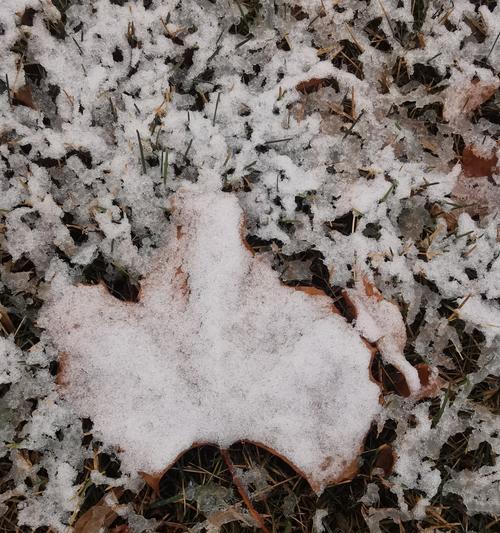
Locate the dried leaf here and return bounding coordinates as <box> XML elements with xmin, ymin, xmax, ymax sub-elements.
<box><xmin>13</xmin><ymin>85</ymin><xmax>37</xmax><ymax>110</ymax></box>
<box><xmin>40</xmin><ymin>190</ymin><xmax>421</xmax><ymax>492</ymax></box>
<box><xmin>73</xmin><ymin>493</ymin><xmax>120</xmax><ymax>533</ymax></box>
<box><xmin>461</xmin><ymin>144</ymin><xmax>498</xmax><ymax>178</ymax></box>
<box><xmin>372</xmin><ymin>444</ymin><xmax>395</xmax><ymax>477</ymax></box>
<box><xmin>345</xmin><ymin>278</ymin><xmax>422</xmax><ymax>395</ymax></box>
<box><xmin>452</xmin><ymin>144</ymin><xmax>500</xmax><ymax>218</ymax></box>
<box><xmin>443</xmin><ymin>79</ymin><xmax>499</xmax><ymax>122</ymax></box>
<box><xmin>296</xmin><ymin>77</ymin><xmax>336</xmax><ymax>94</ymax></box>
<box><xmin>0</xmin><ymin>305</ymin><xmax>15</xmax><ymax>334</ymax></box>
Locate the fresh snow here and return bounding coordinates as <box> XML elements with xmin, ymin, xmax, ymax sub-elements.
<box><xmin>0</xmin><ymin>0</ymin><xmax>499</xmax><ymax>529</ymax></box>
<box><xmin>39</xmin><ymin>188</ymin><xmax>384</xmax><ymax>491</ymax></box>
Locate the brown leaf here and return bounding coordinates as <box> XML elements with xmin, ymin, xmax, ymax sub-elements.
<box><xmin>296</xmin><ymin>77</ymin><xmax>335</xmax><ymax>94</ymax></box>
<box><xmin>390</xmin><ymin>363</ymin><xmax>444</xmax><ymax>399</ymax></box>
<box><xmin>42</xmin><ymin>190</ymin><xmax>415</xmax><ymax>494</ymax></box>
<box><xmin>372</xmin><ymin>444</ymin><xmax>396</xmax><ymax>477</ymax></box>
<box><xmin>13</xmin><ymin>85</ymin><xmax>37</xmax><ymax>110</ymax></box>
<box><xmin>0</xmin><ymin>305</ymin><xmax>15</xmax><ymax>334</ymax></box>
<box><xmin>443</xmin><ymin>79</ymin><xmax>499</xmax><ymax>122</ymax></box>
<box><xmin>452</xmin><ymin>144</ymin><xmax>500</xmax><ymax>218</ymax></box>
<box><xmin>73</xmin><ymin>493</ymin><xmax>120</xmax><ymax>533</ymax></box>
<box><xmin>429</xmin><ymin>203</ymin><xmax>457</xmax><ymax>232</ymax></box>
<box><xmin>19</xmin><ymin>7</ymin><xmax>36</xmax><ymax>26</ymax></box>
<box><xmin>461</xmin><ymin>144</ymin><xmax>498</xmax><ymax>178</ymax></box>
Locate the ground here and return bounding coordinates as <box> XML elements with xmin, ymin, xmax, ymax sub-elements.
<box><xmin>0</xmin><ymin>0</ymin><xmax>499</xmax><ymax>531</ymax></box>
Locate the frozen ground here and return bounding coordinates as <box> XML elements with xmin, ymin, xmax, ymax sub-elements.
<box><xmin>0</xmin><ymin>0</ymin><xmax>499</xmax><ymax>531</ymax></box>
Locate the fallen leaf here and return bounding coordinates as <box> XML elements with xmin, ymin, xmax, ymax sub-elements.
<box><xmin>461</xmin><ymin>144</ymin><xmax>498</xmax><ymax>178</ymax></box>
<box><xmin>296</xmin><ymin>77</ymin><xmax>333</xmax><ymax>94</ymax></box>
<box><xmin>344</xmin><ymin>278</ymin><xmax>422</xmax><ymax>395</ymax></box>
<box><xmin>443</xmin><ymin>79</ymin><xmax>499</xmax><ymax>122</ymax></box>
<box><xmin>13</xmin><ymin>85</ymin><xmax>37</xmax><ymax>110</ymax></box>
<box><xmin>372</xmin><ymin>444</ymin><xmax>396</xmax><ymax>477</ymax></box>
<box><xmin>73</xmin><ymin>492</ymin><xmax>120</xmax><ymax>533</ymax></box>
<box><xmin>0</xmin><ymin>305</ymin><xmax>15</xmax><ymax>334</ymax></box>
<box><xmin>39</xmin><ymin>189</ymin><xmax>420</xmax><ymax>492</ymax></box>
<box><xmin>452</xmin><ymin>143</ymin><xmax>500</xmax><ymax>218</ymax></box>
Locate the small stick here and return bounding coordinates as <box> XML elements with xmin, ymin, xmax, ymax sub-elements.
<box><xmin>212</xmin><ymin>91</ymin><xmax>221</xmax><ymax>126</ymax></box>
<box><xmin>220</xmin><ymin>448</ymin><xmax>270</xmax><ymax>533</ymax></box>
<box><xmin>72</xmin><ymin>36</ymin><xmax>83</xmax><ymax>55</ymax></box>
<box><xmin>235</xmin><ymin>35</ymin><xmax>252</xmax><ymax>49</ymax></box>
<box><xmin>162</xmin><ymin>150</ymin><xmax>168</xmax><ymax>185</ymax></box>
<box><xmin>183</xmin><ymin>138</ymin><xmax>193</xmax><ymax>161</ymax></box>
<box><xmin>207</xmin><ymin>30</ymin><xmax>224</xmax><ymax>62</ymax></box>
<box><xmin>109</xmin><ymin>97</ymin><xmax>117</xmax><ymax>121</ymax></box>
<box><xmin>427</xmin><ymin>52</ymin><xmax>442</xmax><ymax>63</ymax></box>
<box><xmin>264</xmin><ymin>137</ymin><xmax>293</xmax><ymax>144</ymax></box>
<box><xmin>136</xmin><ymin>130</ymin><xmax>147</xmax><ymax>174</ymax></box>
<box><xmin>155</xmin><ymin>127</ymin><xmax>162</xmax><ymax>149</ymax></box>
<box><xmin>307</xmin><ymin>13</ymin><xmax>320</xmax><ymax>30</ymax></box>
<box><xmin>486</xmin><ymin>30</ymin><xmax>500</xmax><ymax>60</ymax></box>
<box><xmin>343</xmin><ymin>109</ymin><xmax>365</xmax><ymax>140</ymax></box>
<box><xmin>5</xmin><ymin>74</ymin><xmax>11</xmax><ymax>105</ymax></box>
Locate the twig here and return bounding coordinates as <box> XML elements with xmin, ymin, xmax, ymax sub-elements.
<box><xmin>207</xmin><ymin>29</ymin><xmax>225</xmax><ymax>62</ymax></box>
<box><xmin>264</xmin><ymin>137</ymin><xmax>293</xmax><ymax>144</ymax></box>
<box><xmin>307</xmin><ymin>13</ymin><xmax>320</xmax><ymax>30</ymax></box>
<box><xmin>162</xmin><ymin>150</ymin><xmax>168</xmax><ymax>185</ymax></box>
<box><xmin>220</xmin><ymin>448</ymin><xmax>270</xmax><ymax>533</ymax></box>
<box><xmin>109</xmin><ymin>97</ymin><xmax>117</xmax><ymax>121</ymax></box>
<box><xmin>486</xmin><ymin>30</ymin><xmax>500</xmax><ymax>60</ymax></box>
<box><xmin>378</xmin><ymin>0</ymin><xmax>395</xmax><ymax>39</ymax></box>
<box><xmin>212</xmin><ymin>92</ymin><xmax>221</xmax><ymax>126</ymax></box>
<box><xmin>342</xmin><ymin>109</ymin><xmax>365</xmax><ymax>139</ymax></box>
<box><xmin>235</xmin><ymin>35</ymin><xmax>252</xmax><ymax>49</ymax></box>
<box><xmin>427</xmin><ymin>52</ymin><xmax>442</xmax><ymax>63</ymax></box>
<box><xmin>72</xmin><ymin>36</ymin><xmax>83</xmax><ymax>55</ymax></box>
<box><xmin>136</xmin><ymin>130</ymin><xmax>147</xmax><ymax>174</ymax></box>
<box><xmin>5</xmin><ymin>74</ymin><xmax>11</xmax><ymax>106</ymax></box>
<box><xmin>183</xmin><ymin>138</ymin><xmax>193</xmax><ymax>161</ymax></box>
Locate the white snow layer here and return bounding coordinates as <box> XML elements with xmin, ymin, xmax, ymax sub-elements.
<box><xmin>39</xmin><ymin>188</ymin><xmax>383</xmax><ymax>491</ymax></box>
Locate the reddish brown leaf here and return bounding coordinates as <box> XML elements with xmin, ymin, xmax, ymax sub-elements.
<box><xmin>13</xmin><ymin>85</ymin><xmax>37</xmax><ymax>110</ymax></box>
<box><xmin>296</xmin><ymin>77</ymin><xmax>334</xmax><ymax>94</ymax></box>
<box><xmin>372</xmin><ymin>444</ymin><xmax>396</xmax><ymax>477</ymax></box>
<box><xmin>443</xmin><ymin>79</ymin><xmax>499</xmax><ymax>121</ymax></box>
<box><xmin>73</xmin><ymin>493</ymin><xmax>120</xmax><ymax>533</ymax></box>
<box><xmin>461</xmin><ymin>145</ymin><xmax>498</xmax><ymax>178</ymax></box>
<box><xmin>390</xmin><ymin>363</ymin><xmax>444</xmax><ymax>398</ymax></box>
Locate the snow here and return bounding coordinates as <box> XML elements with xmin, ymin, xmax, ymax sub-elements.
<box><xmin>39</xmin><ymin>188</ymin><xmax>383</xmax><ymax>492</ymax></box>
<box><xmin>346</xmin><ymin>279</ymin><xmax>421</xmax><ymax>394</ymax></box>
<box><xmin>0</xmin><ymin>0</ymin><xmax>499</xmax><ymax>528</ymax></box>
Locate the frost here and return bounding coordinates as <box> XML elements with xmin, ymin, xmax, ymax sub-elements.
<box><xmin>0</xmin><ymin>0</ymin><xmax>498</xmax><ymax>528</ymax></box>
<box><xmin>39</xmin><ymin>188</ymin><xmax>390</xmax><ymax>491</ymax></box>
<box><xmin>443</xmin><ymin>466</ymin><xmax>500</xmax><ymax>514</ymax></box>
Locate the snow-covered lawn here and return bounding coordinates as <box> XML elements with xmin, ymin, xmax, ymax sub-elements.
<box><xmin>0</xmin><ymin>0</ymin><xmax>499</xmax><ymax>531</ymax></box>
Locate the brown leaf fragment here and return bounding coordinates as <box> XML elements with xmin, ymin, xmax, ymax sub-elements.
<box><xmin>73</xmin><ymin>492</ymin><xmax>120</xmax><ymax>533</ymax></box>
<box><xmin>0</xmin><ymin>305</ymin><xmax>15</xmax><ymax>334</ymax></box>
<box><xmin>208</xmin><ymin>507</ymin><xmax>256</xmax><ymax>528</ymax></box>
<box><xmin>461</xmin><ymin>144</ymin><xmax>498</xmax><ymax>178</ymax></box>
<box><xmin>390</xmin><ymin>363</ymin><xmax>443</xmax><ymax>398</ymax></box>
<box><xmin>296</xmin><ymin>77</ymin><xmax>337</xmax><ymax>94</ymax></box>
<box><xmin>452</xmin><ymin>144</ymin><xmax>500</xmax><ymax>218</ymax></box>
<box><xmin>372</xmin><ymin>444</ymin><xmax>396</xmax><ymax>477</ymax></box>
<box><xmin>443</xmin><ymin>79</ymin><xmax>499</xmax><ymax>122</ymax></box>
<box><xmin>430</xmin><ymin>203</ymin><xmax>458</xmax><ymax>232</ymax></box>
<box><xmin>13</xmin><ymin>85</ymin><xmax>37</xmax><ymax>110</ymax></box>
